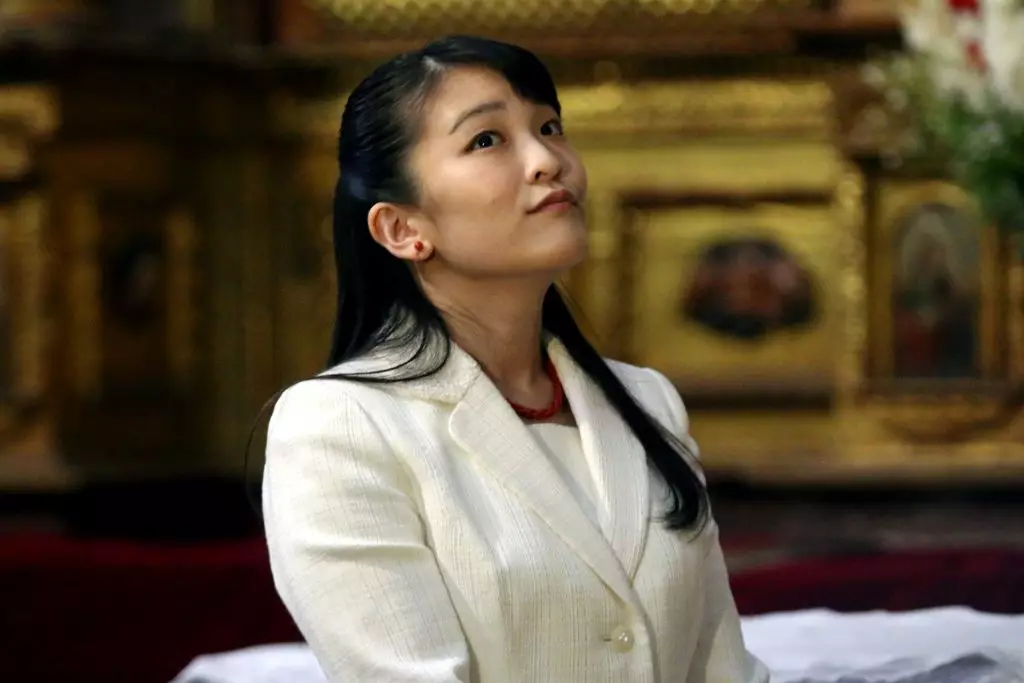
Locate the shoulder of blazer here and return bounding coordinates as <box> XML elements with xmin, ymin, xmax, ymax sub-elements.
<box><xmin>603</xmin><ymin>359</ymin><xmax>690</xmax><ymax>439</ymax></box>
<box><xmin>604</xmin><ymin>357</ymin><xmax>657</xmax><ymax>389</ymax></box>
<box><xmin>267</xmin><ymin>374</ymin><xmax>374</xmax><ymax>437</ymax></box>
<box><xmin>310</xmin><ymin>340</ymin><xmax>482</xmax><ymax>406</ymax></box>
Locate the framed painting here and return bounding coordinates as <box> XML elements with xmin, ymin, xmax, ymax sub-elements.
<box><xmin>836</xmin><ymin>170</ymin><xmax>1024</xmax><ymax>451</ymax></box>
<box><xmin>869</xmin><ymin>180</ymin><xmax>1003</xmax><ymax>385</ymax></box>
<box><xmin>612</xmin><ymin>189</ymin><xmax>838</xmax><ymax>405</ymax></box>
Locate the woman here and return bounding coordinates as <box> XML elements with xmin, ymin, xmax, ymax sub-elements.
<box><xmin>263</xmin><ymin>35</ymin><xmax>768</xmax><ymax>683</ymax></box>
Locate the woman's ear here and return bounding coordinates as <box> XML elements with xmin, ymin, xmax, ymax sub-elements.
<box><xmin>367</xmin><ymin>202</ymin><xmax>431</xmax><ymax>261</ymax></box>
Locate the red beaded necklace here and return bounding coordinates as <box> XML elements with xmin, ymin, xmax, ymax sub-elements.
<box><xmin>507</xmin><ymin>356</ymin><xmax>564</xmax><ymax>421</ymax></box>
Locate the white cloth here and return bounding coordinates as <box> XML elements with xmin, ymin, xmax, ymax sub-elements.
<box><xmin>262</xmin><ymin>337</ymin><xmax>766</xmax><ymax>683</ymax></box>
<box><xmin>171</xmin><ymin>608</ymin><xmax>1024</xmax><ymax>683</ymax></box>
<box><xmin>741</xmin><ymin>607</ymin><xmax>1024</xmax><ymax>682</ymax></box>
<box><xmin>527</xmin><ymin>422</ymin><xmax>599</xmax><ymax>525</ymax></box>
<box><xmin>172</xmin><ymin>644</ymin><xmax>327</xmax><ymax>683</ymax></box>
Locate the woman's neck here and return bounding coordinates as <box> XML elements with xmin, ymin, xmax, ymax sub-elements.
<box><xmin>423</xmin><ymin>278</ymin><xmax>553</xmax><ymax>405</ymax></box>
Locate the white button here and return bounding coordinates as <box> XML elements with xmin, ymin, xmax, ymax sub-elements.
<box><xmin>608</xmin><ymin>624</ymin><xmax>635</xmax><ymax>652</ymax></box>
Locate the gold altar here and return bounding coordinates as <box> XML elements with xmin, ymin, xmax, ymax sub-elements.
<box><xmin>0</xmin><ymin>0</ymin><xmax>1021</xmax><ymax>489</ymax></box>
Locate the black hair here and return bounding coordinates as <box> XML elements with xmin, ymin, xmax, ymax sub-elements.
<box><xmin>255</xmin><ymin>35</ymin><xmax>707</xmax><ymax>532</ymax></box>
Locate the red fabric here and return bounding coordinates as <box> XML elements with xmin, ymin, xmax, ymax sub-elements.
<box><xmin>948</xmin><ymin>0</ymin><xmax>980</xmax><ymax>12</ymax></box>
<box><xmin>730</xmin><ymin>548</ymin><xmax>1024</xmax><ymax>616</ymax></box>
<box><xmin>0</xmin><ymin>533</ymin><xmax>300</xmax><ymax>683</ymax></box>
<box><xmin>2</xmin><ymin>533</ymin><xmax>1023</xmax><ymax>682</ymax></box>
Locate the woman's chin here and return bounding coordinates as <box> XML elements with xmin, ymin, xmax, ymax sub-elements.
<box><xmin>542</xmin><ymin>232</ymin><xmax>590</xmax><ymax>272</ymax></box>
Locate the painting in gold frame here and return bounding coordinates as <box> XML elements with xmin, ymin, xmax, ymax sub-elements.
<box><xmin>869</xmin><ymin>180</ymin><xmax>1003</xmax><ymax>386</ymax></box>
<box><xmin>613</xmin><ymin>189</ymin><xmax>838</xmax><ymax>402</ymax></box>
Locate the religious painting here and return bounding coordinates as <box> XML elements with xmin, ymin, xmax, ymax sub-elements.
<box><xmin>891</xmin><ymin>202</ymin><xmax>980</xmax><ymax>379</ymax></box>
<box><xmin>871</xmin><ymin>181</ymin><xmax>1001</xmax><ymax>382</ymax></box>
<box><xmin>681</xmin><ymin>237</ymin><xmax>816</xmax><ymax>342</ymax></box>
<box><xmin>617</xmin><ymin>191</ymin><xmax>837</xmax><ymax>400</ymax></box>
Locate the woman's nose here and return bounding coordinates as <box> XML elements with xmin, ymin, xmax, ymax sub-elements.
<box><xmin>526</xmin><ymin>139</ymin><xmax>563</xmax><ymax>183</ymax></box>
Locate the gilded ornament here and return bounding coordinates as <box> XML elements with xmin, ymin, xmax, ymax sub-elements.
<box><xmin>274</xmin><ymin>79</ymin><xmax>834</xmax><ymax>140</ymax></box>
<box><xmin>560</xmin><ymin>80</ymin><xmax>832</xmax><ymax>136</ymax></box>
<box><xmin>834</xmin><ymin>166</ymin><xmax>867</xmax><ymax>403</ymax></box>
<box><xmin>306</xmin><ymin>0</ymin><xmax>817</xmax><ymax>35</ymax></box>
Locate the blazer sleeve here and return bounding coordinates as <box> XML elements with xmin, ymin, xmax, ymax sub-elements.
<box><xmin>645</xmin><ymin>369</ymin><xmax>770</xmax><ymax>683</ymax></box>
<box><xmin>262</xmin><ymin>380</ymin><xmax>472</xmax><ymax>683</ymax></box>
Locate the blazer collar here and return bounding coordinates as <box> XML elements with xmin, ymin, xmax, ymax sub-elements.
<box><xmin>549</xmin><ymin>344</ymin><xmax>651</xmax><ymax>587</ymax></box>
<box><xmin>327</xmin><ymin>332</ymin><xmax>652</xmax><ymax>603</ymax></box>
<box><xmin>454</xmin><ymin>339</ymin><xmax>651</xmax><ymax>604</ymax></box>
<box><xmin>320</xmin><ymin>329</ymin><xmax>481</xmax><ymax>405</ymax></box>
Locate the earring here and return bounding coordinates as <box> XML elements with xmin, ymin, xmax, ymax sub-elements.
<box><xmin>414</xmin><ymin>240</ymin><xmax>425</xmax><ymax>253</ymax></box>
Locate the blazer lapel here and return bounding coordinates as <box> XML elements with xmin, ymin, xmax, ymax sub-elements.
<box><xmin>448</xmin><ymin>366</ymin><xmax>637</xmax><ymax>604</ymax></box>
<box><xmin>371</xmin><ymin>334</ymin><xmax>649</xmax><ymax>602</ymax></box>
<box><xmin>548</xmin><ymin>340</ymin><xmax>651</xmax><ymax>582</ymax></box>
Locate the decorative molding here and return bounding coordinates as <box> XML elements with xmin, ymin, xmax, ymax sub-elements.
<box><xmin>67</xmin><ymin>195</ymin><xmax>102</xmax><ymax>398</ymax></box>
<box><xmin>0</xmin><ymin>86</ymin><xmax>58</xmax><ymax>180</ymax></box>
<box><xmin>306</xmin><ymin>0</ymin><xmax>818</xmax><ymax>37</ymax></box>
<box><xmin>0</xmin><ymin>193</ymin><xmax>48</xmax><ymax>441</ymax></box>
<box><xmin>834</xmin><ymin>164</ymin><xmax>867</xmax><ymax>406</ymax></box>
<box><xmin>561</xmin><ymin>79</ymin><xmax>834</xmax><ymax>136</ymax></box>
<box><xmin>0</xmin><ymin>86</ymin><xmax>59</xmax><ymax>139</ymax></box>
<box><xmin>274</xmin><ymin>78</ymin><xmax>835</xmax><ymax>141</ymax></box>
<box><xmin>1010</xmin><ymin>236</ymin><xmax>1024</xmax><ymax>383</ymax></box>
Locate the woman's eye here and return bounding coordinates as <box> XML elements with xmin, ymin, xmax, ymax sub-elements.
<box><xmin>541</xmin><ymin>119</ymin><xmax>564</xmax><ymax>136</ymax></box>
<box><xmin>468</xmin><ymin>131</ymin><xmax>503</xmax><ymax>151</ymax></box>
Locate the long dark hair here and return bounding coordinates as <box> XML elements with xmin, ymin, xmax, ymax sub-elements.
<box><xmin>264</xmin><ymin>35</ymin><xmax>707</xmax><ymax>532</ymax></box>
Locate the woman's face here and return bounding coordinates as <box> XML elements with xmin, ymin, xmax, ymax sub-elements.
<box><xmin>404</xmin><ymin>66</ymin><xmax>588</xmax><ymax>279</ymax></box>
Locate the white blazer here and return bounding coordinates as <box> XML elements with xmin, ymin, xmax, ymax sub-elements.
<box><xmin>263</xmin><ymin>336</ymin><xmax>769</xmax><ymax>683</ymax></box>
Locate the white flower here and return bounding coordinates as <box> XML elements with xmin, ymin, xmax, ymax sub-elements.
<box><xmin>982</xmin><ymin>0</ymin><xmax>1024</xmax><ymax>111</ymax></box>
<box><xmin>899</xmin><ymin>0</ymin><xmax>994</xmax><ymax>111</ymax></box>
<box><xmin>901</xmin><ymin>0</ymin><xmax>960</xmax><ymax>61</ymax></box>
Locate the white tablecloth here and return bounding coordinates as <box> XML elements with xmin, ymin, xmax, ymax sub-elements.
<box><xmin>172</xmin><ymin>607</ymin><xmax>1024</xmax><ymax>683</ymax></box>
<box><xmin>741</xmin><ymin>607</ymin><xmax>1024</xmax><ymax>682</ymax></box>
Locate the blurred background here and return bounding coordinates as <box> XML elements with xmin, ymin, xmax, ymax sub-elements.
<box><xmin>2</xmin><ymin>0</ymin><xmax>1024</xmax><ymax>680</ymax></box>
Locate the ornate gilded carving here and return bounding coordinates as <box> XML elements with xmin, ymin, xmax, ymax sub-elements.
<box><xmin>0</xmin><ymin>87</ymin><xmax>58</xmax><ymax>138</ymax></box>
<box><xmin>1010</xmin><ymin>237</ymin><xmax>1024</xmax><ymax>383</ymax></box>
<box><xmin>0</xmin><ymin>86</ymin><xmax>57</xmax><ymax>446</ymax></box>
<box><xmin>0</xmin><ymin>194</ymin><xmax>48</xmax><ymax>439</ymax></box>
<box><xmin>867</xmin><ymin>392</ymin><xmax>1021</xmax><ymax>443</ymax></box>
<box><xmin>834</xmin><ymin>165</ymin><xmax>866</xmax><ymax>407</ymax></box>
<box><xmin>0</xmin><ymin>87</ymin><xmax>57</xmax><ymax>182</ymax></box>
<box><xmin>67</xmin><ymin>196</ymin><xmax>102</xmax><ymax>398</ymax></box>
<box><xmin>561</xmin><ymin>80</ymin><xmax>833</xmax><ymax>136</ymax></box>
<box><xmin>274</xmin><ymin>78</ymin><xmax>834</xmax><ymax>141</ymax></box>
<box><xmin>10</xmin><ymin>195</ymin><xmax>46</xmax><ymax>399</ymax></box>
<box><xmin>0</xmin><ymin>1</ymin><xmax>93</xmax><ymax>27</ymax></box>
<box><xmin>307</xmin><ymin>0</ymin><xmax>816</xmax><ymax>35</ymax></box>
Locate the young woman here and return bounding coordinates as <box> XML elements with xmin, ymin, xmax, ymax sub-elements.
<box><xmin>262</xmin><ymin>35</ymin><xmax>768</xmax><ymax>683</ymax></box>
